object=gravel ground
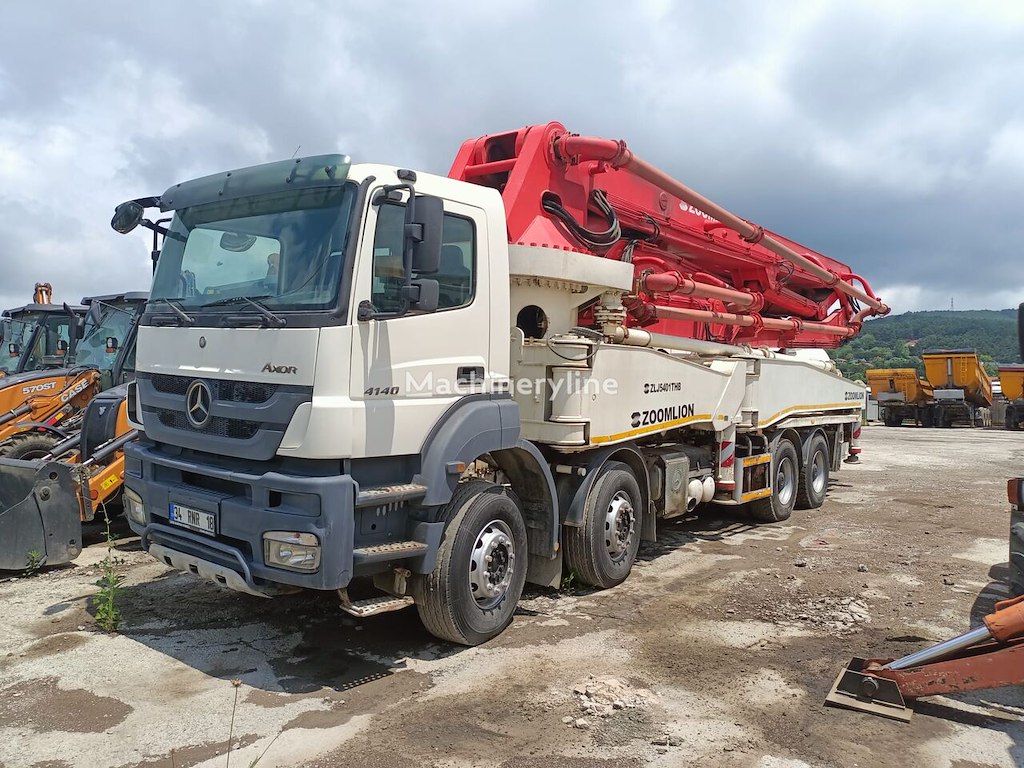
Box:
[0,425,1022,768]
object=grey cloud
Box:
[1,1,1022,313]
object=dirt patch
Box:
[0,676,132,732]
[1,428,1022,767]
[111,735,260,768]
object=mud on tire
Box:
[749,439,799,523]
[563,461,642,589]
[412,479,528,646]
[795,433,829,510]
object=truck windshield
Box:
[150,185,357,313]
[74,301,136,371]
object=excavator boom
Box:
[450,122,887,348]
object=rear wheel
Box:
[795,433,829,510]
[749,439,799,523]
[564,462,642,589]
[0,432,60,461]
[412,479,528,646]
[883,410,899,427]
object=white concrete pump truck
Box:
[112,122,887,645]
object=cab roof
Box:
[2,303,85,317]
[82,291,150,305]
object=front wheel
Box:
[412,480,528,646]
[749,439,799,523]
[0,432,60,460]
[795,433,829,510]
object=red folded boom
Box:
[449,122,888,349]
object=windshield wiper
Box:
[154,298,195,326]
[203,295,286,327]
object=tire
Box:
[795,433,829,510]
[563,461,642,589]
[412,479,528,646]
[749,439,799,523]
[883,410,899,427]
[0,432,60,460]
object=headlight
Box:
[123,487,145,525]
[263,531,321,572]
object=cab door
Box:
[348,189,493,458]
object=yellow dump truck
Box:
[921,349,993,427]
[999,365,1024,431]
[865,368,936,427]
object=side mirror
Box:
[69,301,91,340]
[106,336,119,353]
[111,200,145,234]
[403,279,439,313]
[406,195,443,274]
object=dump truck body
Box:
[921,349,993,407]
[865,368,937,427]
[865,368,934,404]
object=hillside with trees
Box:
[833,309,1019,382]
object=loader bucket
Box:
[0,458,82,570]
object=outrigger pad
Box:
[824,657,913,723]
[0,459,81,570]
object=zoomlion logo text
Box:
[262,363,298,374]
[844,391,865,400]
[22,382,57,395]
[630,403,696,429]
[60,379,92,403]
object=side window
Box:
[370,202,476,313]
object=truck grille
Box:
[151,374,278,404]
[158,410,260,440]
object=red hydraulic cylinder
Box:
[654,305,856,338]
[554,134,890,316]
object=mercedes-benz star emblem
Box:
[185,379,213,429]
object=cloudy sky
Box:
[1,0,1022,316]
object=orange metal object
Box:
[863,595,1024,699]
[865,368,934,405]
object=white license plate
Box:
[168,503,217,536]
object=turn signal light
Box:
[1008,478,1023,509]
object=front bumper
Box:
[124,440,356,592]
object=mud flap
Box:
[0,459,82,570]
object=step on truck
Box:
[111,122,887,644]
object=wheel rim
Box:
[604,490,635,562]
[776,455,796,507]
[469,519,515,609]
[811,449,827,495]
[17,448,52,461]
